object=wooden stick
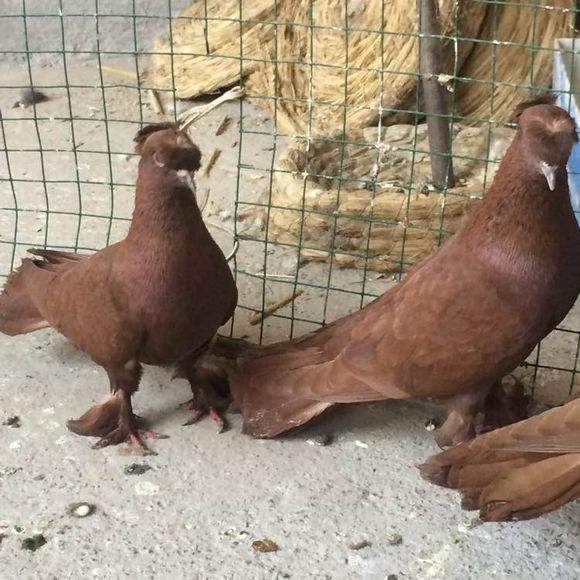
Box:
[215,115,232,136]
[249,289,305,325]
[417,0,455,189]
[100,65,138,80]
[202,148,222,178]
[148,89,165,115]
[178,86,245,130]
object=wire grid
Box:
[0,0,579,402]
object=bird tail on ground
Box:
[231,369,333,437]
[228,339,333,437]
[199,335,324,428]
[421,452,580,521]
[419,399,580,521]
[0,249,84,336]
[229,330,390,438]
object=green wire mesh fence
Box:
[1,0,579,403]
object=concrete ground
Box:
[1,3,579,579]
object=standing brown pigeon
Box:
[419,397,580,521]
[0,123,237,451]
[230,97,580,445]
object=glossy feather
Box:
[231,102,580,441]
[420,398,580,521]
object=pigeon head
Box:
[133,123,201,173]
[514,96,577,191]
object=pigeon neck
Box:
[127,160,202,240]
[482,135,571,211]
[462,136,576,252]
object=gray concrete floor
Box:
[0,5,579,579]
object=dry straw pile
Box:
[152,0,572,133]
[150,1,573,270]
[239,123,515,271]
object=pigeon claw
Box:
[91,426,158,455]
[181,400,227,433]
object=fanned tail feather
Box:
[28,248,87,264]
[230,336,386,437]
[229,337,332,437]
[0,249,87,335]
[0,259,49,335]
[420,399,580,521]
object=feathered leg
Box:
[435,385,492,448]
[436,380,529,448]
[482,378,529,432]
[176,353,230,433]
[67,361,162,453]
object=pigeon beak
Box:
[540,162,557,191]
[185,171,197,196]
[176,169,197,197]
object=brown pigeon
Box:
[230,97,580,445]
[0,123,237,451]
[419,397,580,521]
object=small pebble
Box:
[134,481,159,496]
[354,440,369,449]
[124,463,151,476]
[224,528,250,538]
[462,516,482,530]
[386,532,403,546]
[67,502,95,518]
[3,416,21,428]
[21,534,46,551]
[347,540,371,550]
[251,539,279,553]
[306,434,333,446]
[0,467,21,478]
[424,418,440,431]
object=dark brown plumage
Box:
[230,99,580,445]
[0,124,237,450]
[419,397,580,521]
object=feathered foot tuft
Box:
[67,391,165,455]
